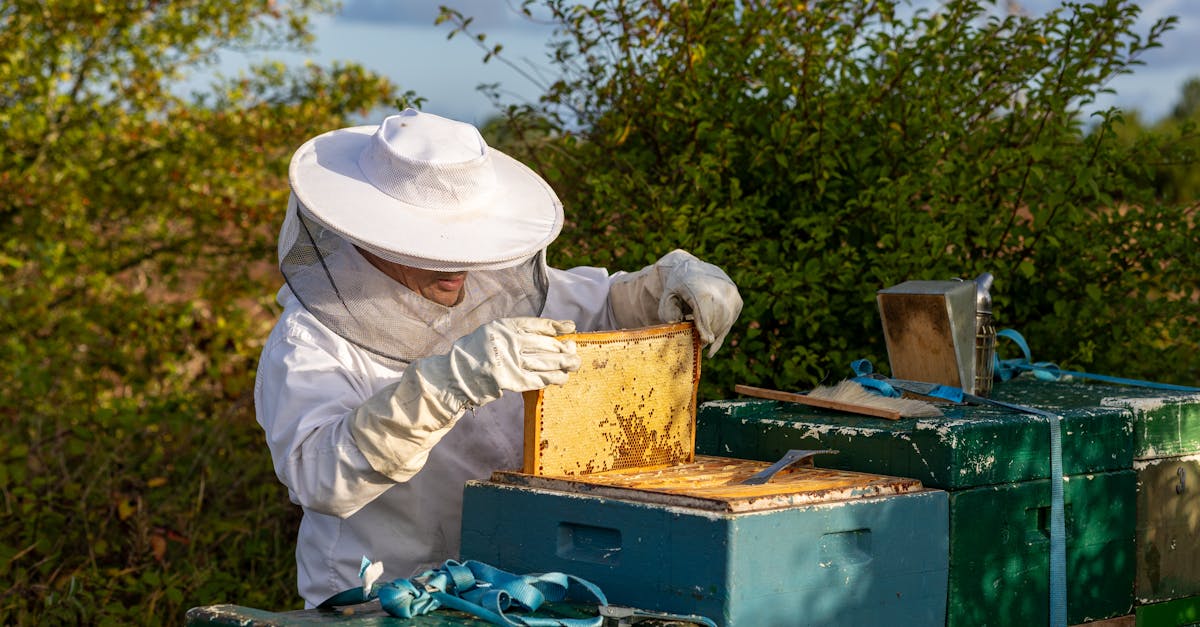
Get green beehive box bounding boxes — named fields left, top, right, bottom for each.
left=697, top=378, right=1144, bottom=626
left=1096, top=389, right=1200, bottom=605
left=699, top=379, right=1135, bottom=489
left=1102, top=392, right=1200, bottom=461
left=948, top=469, right=1136, bottom=626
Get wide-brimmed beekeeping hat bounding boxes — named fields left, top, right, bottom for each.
left=287, top=108, right=563, bottom=271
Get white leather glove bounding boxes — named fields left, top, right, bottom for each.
left=348, top=317, right=580, bottom=481
left=441, top=317, right=581, bottom=407
left=608, top=249, right=743, bottom=357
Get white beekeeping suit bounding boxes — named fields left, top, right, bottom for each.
left=254, top=109, right=743, bottom=607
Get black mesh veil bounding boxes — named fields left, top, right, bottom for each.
left=277, top=195, right=550, bottom=367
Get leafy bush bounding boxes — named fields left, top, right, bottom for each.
left=4, top=0, right=1198, bottom=624
left=453, top=0, right=1200, bottom=397
left=1134, top=77, right=1200, bottom=203
left=0, top=1, right=395, bottom=623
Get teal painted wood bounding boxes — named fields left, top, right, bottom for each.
left=460, top=481, right=949, bottom=627
left=697, top=380, right=1135, bottom=490
left=948, top=469, right=1136, bottom=627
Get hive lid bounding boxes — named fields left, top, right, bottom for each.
left=522, top=321, right=700, bottom=476
left=492, top=455, right=924, bottom=513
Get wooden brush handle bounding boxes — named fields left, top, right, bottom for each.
left=733, top=384, right=901, bottom=420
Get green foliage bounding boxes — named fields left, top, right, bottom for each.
left=448, top=0, right=1200, bottom=397
left=4, top=0, right=1199, bottom=624
left=1121, top=77, right=1200, bottom=203
left=0, top=0, right=395, bottom=623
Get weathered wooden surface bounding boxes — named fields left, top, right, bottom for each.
left=1136, top=455, right=1200, bottom=604
left=491, top=454, right=921, bottom=513
left=1102, top=392, right=1200, bottom=461
left=699, top=379, right=1138, bottom=489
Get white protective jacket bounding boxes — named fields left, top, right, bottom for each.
left=254, top=265, right=619, bottom=607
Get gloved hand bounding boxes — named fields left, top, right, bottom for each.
left=442, top=317, right=581, bottom=407
left=608, top=249, right=743, bottom=357
left=349, top=317, right=580, bottom=482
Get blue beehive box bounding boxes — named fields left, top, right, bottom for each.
left=460, top=457, right=949, bottom=627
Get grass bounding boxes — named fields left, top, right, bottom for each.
left=1, top=386, right=303, bottom=625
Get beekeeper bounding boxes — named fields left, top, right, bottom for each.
left=255, top=109, right=743, bottom=607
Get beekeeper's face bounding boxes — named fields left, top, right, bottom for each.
left=358, top=247, right=467, bottom=307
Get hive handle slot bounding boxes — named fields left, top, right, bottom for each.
left=557, top=522, right=623, bottom=565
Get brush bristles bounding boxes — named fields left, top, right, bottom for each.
left=809, top=380, right=944, bottom=418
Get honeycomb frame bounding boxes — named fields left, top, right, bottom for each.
left=522, top=321, right=701, bottom=476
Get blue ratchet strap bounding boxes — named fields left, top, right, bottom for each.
left=849, top=359, right=902, bottom=396
left=995, top=329, right=1200, bottom=392
left=319, top=559, right=612, bottom=626
left=850, top=359, right=1067, bottom=627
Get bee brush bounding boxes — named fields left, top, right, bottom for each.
left=734, top=381, right=943, bottom=420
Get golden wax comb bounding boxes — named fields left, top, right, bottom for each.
left=522, top=321, right=701, bottom=476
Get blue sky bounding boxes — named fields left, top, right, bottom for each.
left=220, top=0, right=1199, bottom=126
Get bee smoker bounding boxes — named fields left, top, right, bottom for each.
left=876, top=272, right=998, bottom=397
left=973, top=273, right=996, bottom=397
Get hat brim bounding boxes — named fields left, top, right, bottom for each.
left=288, top=125, right=563, bottom=271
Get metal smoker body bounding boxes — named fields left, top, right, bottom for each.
left=876, top=273, right=996, bottom=396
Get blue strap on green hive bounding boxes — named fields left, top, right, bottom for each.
left=318, top=558, right=718, bottom=627
left=994, top=329, right=1200, bottom=392
left=850, top=359, right=1068, bottom=627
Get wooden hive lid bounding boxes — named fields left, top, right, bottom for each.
left=522, top=321, right=700, bottom=476
left=493, top=455, right=924, bottom=513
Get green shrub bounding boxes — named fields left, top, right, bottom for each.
left=456, top=0, right=1200, bottom=397
left=0, top=1, right=395, bottom=623
left=4, top=0, right=1198, bottom=624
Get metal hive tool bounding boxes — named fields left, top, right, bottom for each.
left=522, top=321, right=701, bottom=476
